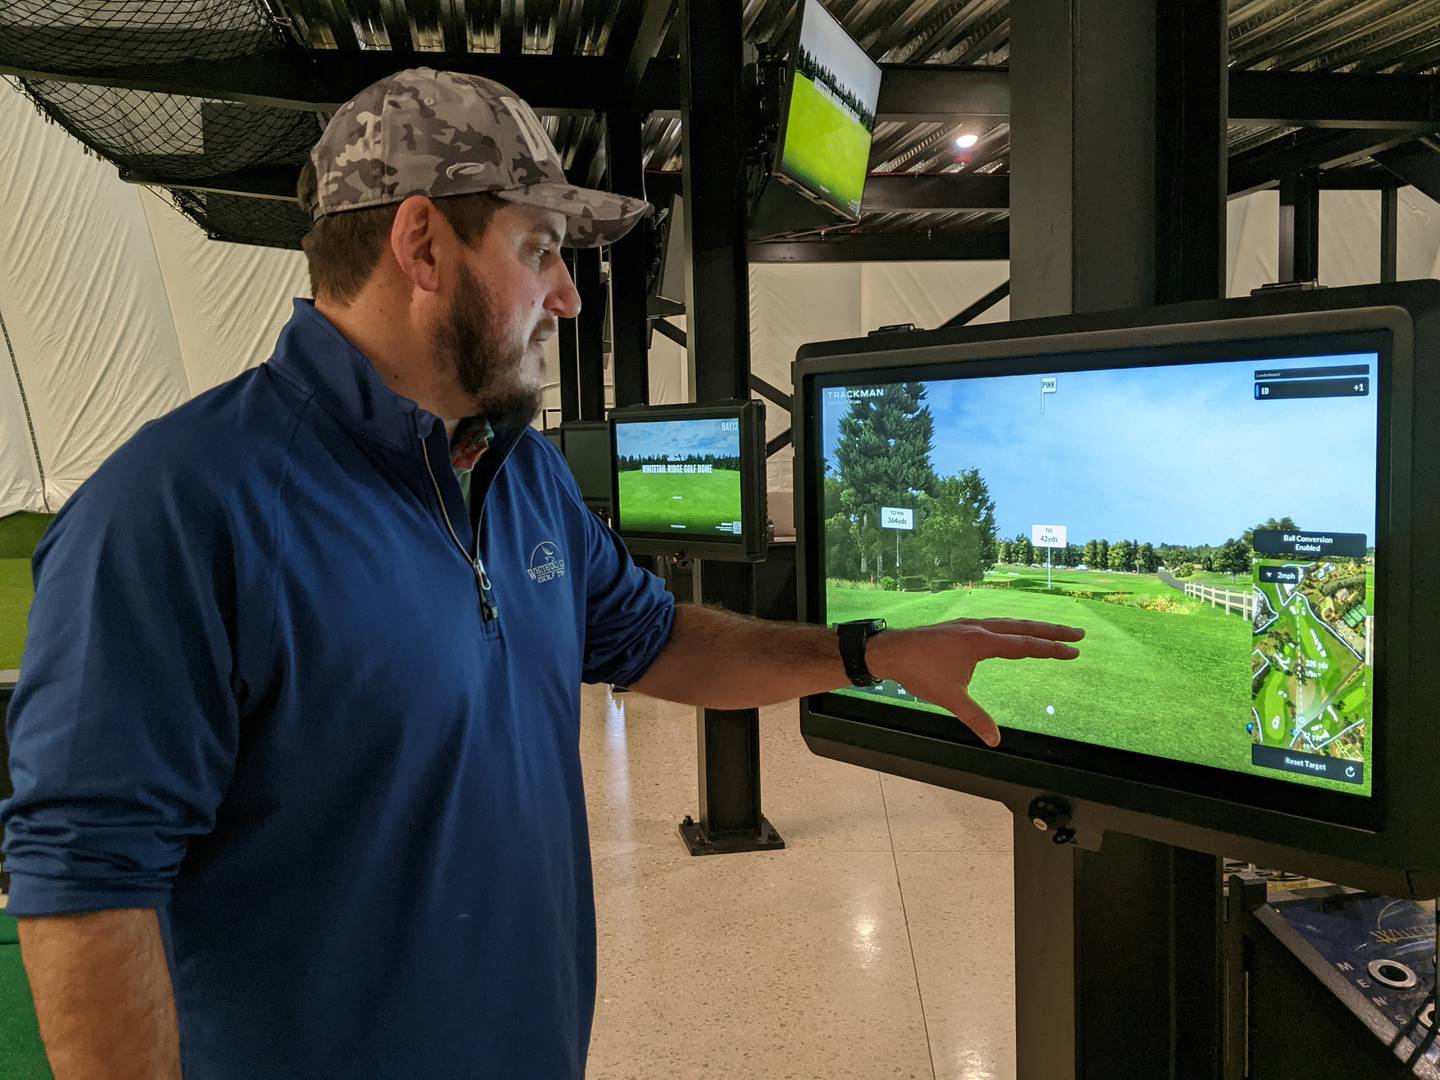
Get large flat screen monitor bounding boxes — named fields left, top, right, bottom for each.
left=796, top=282, right=1440, bottom=893
left=610, top=401, right=768, bottom=561
left=559, top=421, right=611, bottom=509
left=774, top=0, right=881, bottom=221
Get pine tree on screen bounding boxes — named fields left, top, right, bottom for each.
left=832, top=383, right=935, bottom=579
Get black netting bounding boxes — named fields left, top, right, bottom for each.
left=0, top=1, right=280, bottom=68
left=21, top=81, right=321, bottom=181
left=0, top=2, right=320, bottom=247
left=170, top=191, right=312, bottom=250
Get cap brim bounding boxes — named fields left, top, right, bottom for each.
left=496, top=183, right=653, bottom=248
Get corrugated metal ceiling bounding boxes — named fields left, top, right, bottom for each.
left=1, top=0, right=1437, bottom=248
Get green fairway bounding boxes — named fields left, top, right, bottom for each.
left=826, top=574, right=1369, bottom=796
left=0, top=558, right=33, bottom=670
left=780, top=73, right=870, bottom=215
left=986, top=564, right=1174, bottom=599
left=617, top=469, right=742, bottom=536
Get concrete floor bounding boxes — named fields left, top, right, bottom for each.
left=583, top=683, right=1017, bottom=1080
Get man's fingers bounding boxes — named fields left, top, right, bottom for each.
left=935, top=689, right=1001, bottom=748
left=966, top=618, right=1085, bottom=642
left=982, top=632, right=1082, bottom=661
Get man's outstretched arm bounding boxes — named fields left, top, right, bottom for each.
left=18, top=907, right=181, bottom=1080
left=630, top=604, right=1084, bottom=747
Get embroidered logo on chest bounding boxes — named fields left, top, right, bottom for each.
left=527, top=541, right=567, bottom=584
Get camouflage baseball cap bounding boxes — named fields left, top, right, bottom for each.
left=309, top=67, right=651, bottom=247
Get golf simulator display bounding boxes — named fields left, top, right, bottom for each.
left=774, top=0, right=880, bottom=220
left=796, top=281, right=1440, bottom=892
left=820, top=353, right=1379, bottom=797
left=610, top=401, right=768, bottom=561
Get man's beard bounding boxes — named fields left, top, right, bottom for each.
left=432, top=262, right=544, bottom=427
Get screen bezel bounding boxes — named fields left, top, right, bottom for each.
left=559, top=420, right=613, bottom=510
left=609, top=400, right=768, bottom=561
left=800, top=324, right=1394, bottom=835
left=771, top=0, right=879, bottom=223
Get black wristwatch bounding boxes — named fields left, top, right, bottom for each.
left=836, top=618, right=887, bottom=687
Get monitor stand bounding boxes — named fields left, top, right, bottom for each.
left=1012, top=808, right=1224, bottom=1079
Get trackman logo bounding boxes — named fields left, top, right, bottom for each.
left=527, top=541, right=566, bottom=584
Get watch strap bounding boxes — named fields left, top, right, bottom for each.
left=837, top=618, right=887, bottom=687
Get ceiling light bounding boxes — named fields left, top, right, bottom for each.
left=955, top=133, right=979, bottom=149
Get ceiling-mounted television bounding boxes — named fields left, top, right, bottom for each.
left=774, top=0, right=881, bottom=221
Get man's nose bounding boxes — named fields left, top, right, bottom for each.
left=549, top=263, right=582, bottom=320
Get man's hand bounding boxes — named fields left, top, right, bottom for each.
left=631, top=606, right=1083, bottom=748
left=868, top=618, right=1084, bottom=747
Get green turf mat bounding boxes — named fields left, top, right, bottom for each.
left=1, top=559, right=33, bottom=670
left=0, top=913, right=52, bottom=1078
left=0, top=515, right=51, bottom=560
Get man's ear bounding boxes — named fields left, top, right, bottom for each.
left=389, top=196, right=444, bottom=295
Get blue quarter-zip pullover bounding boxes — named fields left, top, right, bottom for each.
left=2, top=299, right=675, bottom=1078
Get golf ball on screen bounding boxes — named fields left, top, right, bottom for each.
left=1045, top=705, right=1056, bottom=716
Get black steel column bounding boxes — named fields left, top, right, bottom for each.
left=1381, top=183, right=1399, bottom=283
left=680, top=0, right=749, bottom=403
left=607, top=109, right=651, bottom=407
left=1155, top=0, right=1227, bottom=303
left=559, top=250, right=580, bottom=422
left=1279, top=171, right=1321, bottom=282
left=675, top=0, right=781, bottom=856
left=575, top=247, right=607, bottom=421
left=1010, top=3, right=1225, bottom=1077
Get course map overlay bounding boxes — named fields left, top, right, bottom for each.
left=1251, top=559, right=1370, bottom=762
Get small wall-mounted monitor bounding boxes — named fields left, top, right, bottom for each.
left=558, top=421, right=612, bottom=510
left=610, top=400, right=768, bottom=561
left=796, top=280, right=1440, bottom=895
left=774, top=0, right=882, bottom=222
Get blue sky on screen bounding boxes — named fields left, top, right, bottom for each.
left=799, top=0, right=882, bottom=112
left=821, top=353, right=1380, bottom=546
left=616, top=418, right=740, bottom=461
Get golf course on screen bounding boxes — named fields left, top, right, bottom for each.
left=615, top=418, right=743, bottom=538
left=778, top=5, right=880, bottom=219
left=780, top=72, right=872, bottom=216
left=819, top=356, right=1379, bottom=795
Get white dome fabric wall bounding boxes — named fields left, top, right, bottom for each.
left=3, top=73, right=1439, bottom=518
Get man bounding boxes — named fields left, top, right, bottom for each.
left=2, top=70, right=1082, bottom=1079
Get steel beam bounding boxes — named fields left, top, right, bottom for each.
left=873, top=63, right=1009, bottom=123
left=12, top=42, right=1440, bottom=132
left=1381, top=184, right=1398, bottom=284
left=860, top=173, right=1008, bottom=212
left=574, top=248, right=606, bottom=422
left=941, top=280, right=1010, bottom=327
left=748, top=232, right=1008, bottom=263
left=677, top=0, right=780, bottom=858
left=606, top=109, right=650, bottom=407
left=499, top=0, right=524, bottom=56
left=1230, top=71, right=1440, bottom=129
left=610, top=0, right=677, bottom=103
left=1279, top=171, right=1321, bottom=282
left=1009, top=5, right=1225, bottom=1078
left=1154, top=0, right=1226, bottom=304
left=1375, top=136, right=1440, bottom=204
left=1229, top=128, right=1439, bottom=198
left=559, top=250, right=580, bottom=423
left=0, top=49, right=616, bottom=115
left=118, top=165, right=298, bottom=201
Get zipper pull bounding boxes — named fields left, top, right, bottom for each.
left=472, top=558, right=499, bottom=621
